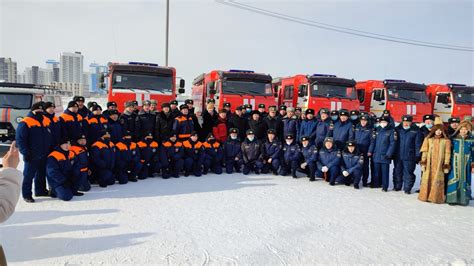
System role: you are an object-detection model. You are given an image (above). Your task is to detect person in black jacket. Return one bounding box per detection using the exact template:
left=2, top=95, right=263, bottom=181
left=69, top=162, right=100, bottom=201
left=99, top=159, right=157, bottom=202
left=135, top=100, right=156, bottom=140
left=228, top=106, right=248, bottom=141
left=102, top=101, right=118, bottom=119
left=447, top=117, right=460, bottom=137
left=248, top=111, right=268, bottom=141
left=119, top=101, right=137, bottom=140
left=200, top=103, right=218, bottom=141
left=155, top=103, right=175, bottom=143
left=263, top=106, right=284, bottom=141
left=170, top=100, right=181, bottom=119
left=241, top=129, right=264, bottom=175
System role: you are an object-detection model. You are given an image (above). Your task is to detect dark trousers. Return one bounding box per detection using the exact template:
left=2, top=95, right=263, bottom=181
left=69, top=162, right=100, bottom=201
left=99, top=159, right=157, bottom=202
left=76, top=171, right=91, bottom=192
left=22, top=159, right=47, bottom=198
left=203, top=158, right=223, bottom=175
left=346, top=169, right=362, bottom=186
left=95, top=168, right=115, bottom=187
left=279, top=160, right=299, bottom=176
left=243, top=161, right=263, bottom=175
left=374, top=162, right=390, bottom=190
left=394, top=160, right=417, bottom=192
left=298, top=161, right=316, bottom=178
left=262, top=158, right=281, bottom=174
left=162, top=159, right=184, bottom=178
left=316, top=166, right=341, bottom=183
left=225, top=159, right=242, bottom=174
left=184, top=158, right=203, bottom=176
left=361, top=155, right=370, bottom=185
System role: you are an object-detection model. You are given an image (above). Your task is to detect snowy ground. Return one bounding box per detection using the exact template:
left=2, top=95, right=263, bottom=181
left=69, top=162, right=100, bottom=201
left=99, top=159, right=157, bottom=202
left=1, top=165, right=473, bottom=265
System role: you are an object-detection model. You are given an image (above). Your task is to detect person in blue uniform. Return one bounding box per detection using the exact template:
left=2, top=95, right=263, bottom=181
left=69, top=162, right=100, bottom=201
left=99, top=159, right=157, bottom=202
left=224, top=128, right=243, bottom=174
left=241, top=129, right=264, bottom=175
left=329, top=109, right=354, bottom=150
left=46, top=139, right=84, bottom=201
left=299, top=136, right=318, bottom=181
left=262, top=129, right=282, bottom=175
left=280, top=134, right=301, bottom=178
left=341, top=141, right=364, bottom=189
left=160, top=132, right=184, bottom=178
left=202, top=133, right=224, bottom=175
left=368, top=116, right=396, bottom=191
left=114, top=131, right=142, bottom=183
left=60, top=101, right=86, bottom=142
left=354, top=115, right=374, bottom=187
left=316, top=137, right=341, bottom=185
left=90, top=130, right=116, bottom=188
left=183, top=132, right=204, bottom=177
left=137, top=133, right=160, bottom=179
left=315, top=108, right=331, bottom=149
left=70, top=134, right=91, bottom=192
left=393, top=115, right=423, bottom=194
left=299, top=109, right=318, bottom=145
left=15, top=101, right=52, bottom=203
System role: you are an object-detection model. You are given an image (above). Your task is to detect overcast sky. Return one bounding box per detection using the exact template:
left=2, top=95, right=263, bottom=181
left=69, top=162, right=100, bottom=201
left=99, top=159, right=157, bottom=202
left=1, top=0, right=473, bottom=89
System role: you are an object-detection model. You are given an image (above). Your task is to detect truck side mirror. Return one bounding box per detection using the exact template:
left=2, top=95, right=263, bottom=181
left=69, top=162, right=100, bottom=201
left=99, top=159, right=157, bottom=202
left=209, top=89, right=217, bottom=95
left=298, top=84, right=306, bottom=97
left=298, top=91, right=304, bottom=97
left=99, top=73, right=105, bottom=83
left=179, top=79, right=185, bottom=88
left=209, top=81, right=215, bottom=90
left=274, top=93, right=278, bottom=98
left=178, top=88, right=185, bottom=94
left=99, top=82, right=105, bottom=89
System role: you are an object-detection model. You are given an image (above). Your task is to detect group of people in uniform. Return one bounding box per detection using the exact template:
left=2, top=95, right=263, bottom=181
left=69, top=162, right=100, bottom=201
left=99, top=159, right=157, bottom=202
left=15, top=96, right=472, bottom=206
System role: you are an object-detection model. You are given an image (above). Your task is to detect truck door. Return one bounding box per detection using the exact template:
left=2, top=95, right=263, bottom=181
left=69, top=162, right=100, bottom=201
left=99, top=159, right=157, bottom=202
left=433, top=92, right=452, bottom=122
left=297, top=84, right=308, bottom=110
left=370, top=88, right=386, bottom=117
left=214, top=80, right=221, bottom=109
left=283, top=85, right=294, bottom=107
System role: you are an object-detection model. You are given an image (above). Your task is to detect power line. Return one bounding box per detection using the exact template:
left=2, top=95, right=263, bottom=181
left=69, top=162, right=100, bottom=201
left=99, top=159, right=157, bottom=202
left=215, top=0, right=474, bottom=52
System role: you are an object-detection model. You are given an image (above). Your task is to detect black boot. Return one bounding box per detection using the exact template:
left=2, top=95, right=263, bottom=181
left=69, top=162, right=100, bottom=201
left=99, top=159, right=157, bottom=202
left=354, top=184, right=360, bottom=189
left=73, top=191, right=84, bottom=196
left=309, top=177, right=315, bottom=182
left=24, top=197, right=35, bottom=203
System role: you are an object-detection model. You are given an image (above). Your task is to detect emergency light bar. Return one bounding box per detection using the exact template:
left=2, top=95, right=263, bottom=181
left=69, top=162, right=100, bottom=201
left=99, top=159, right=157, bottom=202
left=228, top=69, right=255, bottom=73
left=447, top=83, right=466, bottom=88
left=383, top=79, right=406, bottom=84
left=311, top=74, right=337, bottom=78
left=129, top=62, right=159, bottom=67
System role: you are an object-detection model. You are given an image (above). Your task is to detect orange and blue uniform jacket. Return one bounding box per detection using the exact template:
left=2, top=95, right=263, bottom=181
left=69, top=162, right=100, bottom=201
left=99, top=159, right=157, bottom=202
left=59, top=110, right=86, bottom=142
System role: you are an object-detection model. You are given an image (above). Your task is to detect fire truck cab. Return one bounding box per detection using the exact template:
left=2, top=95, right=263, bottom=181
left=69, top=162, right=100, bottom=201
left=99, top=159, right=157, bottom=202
left=426, top=83, right=473, bottom=122
left=276, top=74, right=359, bottom=111
left=100, top=62, right=185, bottom=112
left=0, top=83, right=64, bottom=142
left=356, top=79, right=431, bottom=123
left=191, top=70, right=275, bottom=112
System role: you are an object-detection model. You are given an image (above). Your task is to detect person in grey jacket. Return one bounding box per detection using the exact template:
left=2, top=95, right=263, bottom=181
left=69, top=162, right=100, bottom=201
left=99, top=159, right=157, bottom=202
left=0, top=141, right=22, bottom=265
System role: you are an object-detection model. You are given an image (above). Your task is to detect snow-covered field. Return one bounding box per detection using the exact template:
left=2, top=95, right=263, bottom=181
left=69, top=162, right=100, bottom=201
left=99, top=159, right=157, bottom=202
left=1, top=165, right=473, bottom=265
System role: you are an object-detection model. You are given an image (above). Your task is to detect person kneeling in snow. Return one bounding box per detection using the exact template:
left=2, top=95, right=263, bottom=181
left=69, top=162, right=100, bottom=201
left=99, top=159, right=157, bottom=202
left=90, top=130, right=116, bottom=188
left=299, top=136, right=318, bottom=181
left=46, top=139, right=83, bottom=201
left=241, top=129, right=264, bottom=175
left=115, top=131, right=142, bottom=183
left=341, top=140, right=364, bottom=189
left=70, top=134, right=91, bottom=192
left=160, top=132, right=185, bottom=178
left=183, top=131, right=204, bottom=177
left=262, top=129, right=282, bottom=175
left=280, top=134, right=301, bottom=178
left=317, top=137, right=341, bottom=185
left=224, top=128, right=243, bottom=174
left=202, top=133, right=224, bottom=175
left=137, top=133, right=160, bottom=179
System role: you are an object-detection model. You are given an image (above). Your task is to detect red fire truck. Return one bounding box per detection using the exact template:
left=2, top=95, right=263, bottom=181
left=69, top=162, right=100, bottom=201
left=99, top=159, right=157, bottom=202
left=356, top=79, right=431, bottom=122
left=101, top=62, right=185, bottom=112
left=426, top=83, right=473, bottom=122
left=275, top=74, right=359, bottom=111
left=191, top=70, right=275, bottom=112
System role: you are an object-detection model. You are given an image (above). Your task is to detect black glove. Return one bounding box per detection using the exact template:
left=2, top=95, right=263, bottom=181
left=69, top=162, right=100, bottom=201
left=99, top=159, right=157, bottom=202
left=415, top=156, right=421, bottom=163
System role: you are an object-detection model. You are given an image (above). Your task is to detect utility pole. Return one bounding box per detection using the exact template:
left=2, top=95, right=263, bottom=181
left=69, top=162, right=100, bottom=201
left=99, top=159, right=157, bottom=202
left=165, top=0, right=170, bottom=66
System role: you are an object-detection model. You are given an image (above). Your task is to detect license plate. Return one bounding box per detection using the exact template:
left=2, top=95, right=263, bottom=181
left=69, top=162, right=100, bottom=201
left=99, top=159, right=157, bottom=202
left=0, top=129, right=8, bottom=135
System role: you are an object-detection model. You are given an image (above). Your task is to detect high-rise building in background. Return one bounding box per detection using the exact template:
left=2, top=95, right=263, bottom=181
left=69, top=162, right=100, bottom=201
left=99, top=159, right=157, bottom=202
left=0, top=57, right=18, bottom=82
left=89, top=63, right=107, bottom=94
left=24, top=66, right=53, bottom=85
left=60, top=52, right=83, bottom=83
left=46, top=59, right=60, bottom=82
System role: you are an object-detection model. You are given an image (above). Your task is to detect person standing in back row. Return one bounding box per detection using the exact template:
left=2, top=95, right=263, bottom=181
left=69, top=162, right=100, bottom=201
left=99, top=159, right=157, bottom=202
left=369, top=116, right=396, bottom=191
left=16, top=102, right=52, bottom=203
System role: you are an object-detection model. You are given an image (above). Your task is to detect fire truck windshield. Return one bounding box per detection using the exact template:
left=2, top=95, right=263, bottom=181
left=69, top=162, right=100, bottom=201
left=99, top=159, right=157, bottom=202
left=387, top=88, right=429, bottom=103
left=311, top=84, right=356, bottom=99
left=222, top=80, right=273, bottom=96
left=453, top=89, right=473, bottom=104
left=0, top=93, right=32, bottom=109
left=112, top=72, right=173, bottom=94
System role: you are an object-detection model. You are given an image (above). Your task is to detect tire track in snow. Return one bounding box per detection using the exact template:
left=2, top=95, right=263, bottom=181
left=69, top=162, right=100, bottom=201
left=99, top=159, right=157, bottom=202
left=266, top=243, right=287, bottom=266
left=202, top=248, right=210, bottom=266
